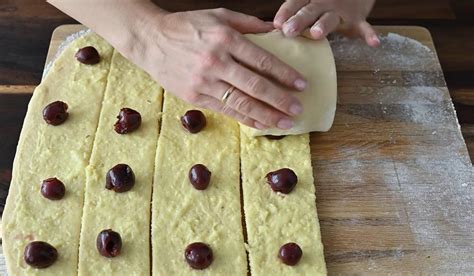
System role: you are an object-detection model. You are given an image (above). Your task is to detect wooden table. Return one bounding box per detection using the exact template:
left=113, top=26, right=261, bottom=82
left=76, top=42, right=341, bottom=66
left=2, top=0, right=474, bottom=162
left=0, top=25, right=472, bottom=274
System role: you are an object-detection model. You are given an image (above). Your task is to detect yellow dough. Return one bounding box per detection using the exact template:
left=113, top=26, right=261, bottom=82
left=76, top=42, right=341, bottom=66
left=77, top=51, right=162, bottom=275
left=240, top=131, right=326, bottom=275
left=151, top=94, right=247, bottom=275
left=3, top=29, right=328, bottom=276
left=2, top=33, right=113, bottom=275
left=242, top=30, right=337, bottom=136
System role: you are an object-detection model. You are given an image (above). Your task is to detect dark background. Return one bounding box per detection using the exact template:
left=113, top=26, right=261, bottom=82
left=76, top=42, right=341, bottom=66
left=0, top=0, right=473, bottom=209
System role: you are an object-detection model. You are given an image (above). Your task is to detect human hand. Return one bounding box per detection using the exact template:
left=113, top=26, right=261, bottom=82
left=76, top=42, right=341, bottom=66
left=274, top=0, right=380, bottom=47
left=135, top=8, right=308, bottom=129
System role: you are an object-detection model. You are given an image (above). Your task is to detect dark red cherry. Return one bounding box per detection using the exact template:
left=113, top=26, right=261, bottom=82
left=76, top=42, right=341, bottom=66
left=43, top=101, right=68, bottom=125
left=266, top=168, right=298, bottom=194
left=114, top=108, right=142, bottom=134
left=96, top=229, right=122, bottom=258
left=265, top=135, right=286, bottom=140
left=24, top=241, right=58, bottom=268
left=278, top=243, right=302, bottom=266
left=185, top=242, right=213, bottom=269
left=105, top=164, right=135, bottom=193
left=181, top=110, right=206, bottom=133
left=189, top=164, right=211, bottom=190
left=75, top=46, right=100, bottom=65
left=41, top=178, right=65, bottom=200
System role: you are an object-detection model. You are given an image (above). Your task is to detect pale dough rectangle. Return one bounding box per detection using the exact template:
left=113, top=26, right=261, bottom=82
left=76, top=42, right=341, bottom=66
left=2, top=33, right=113, bottom=275
left=77, top=51, right=162, bottom=275
left=240, top=131, right=326, bottom=275
left=242, top=31, right=337, bottom=137
left=151, top=94, right=247, bottom=275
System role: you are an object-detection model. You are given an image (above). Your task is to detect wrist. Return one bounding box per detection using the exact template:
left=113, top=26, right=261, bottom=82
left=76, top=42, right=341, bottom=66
left=115, top=1, right=168, bottom=64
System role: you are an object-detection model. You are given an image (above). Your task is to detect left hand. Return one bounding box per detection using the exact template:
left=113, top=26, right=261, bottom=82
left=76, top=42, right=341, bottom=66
left=274, top=0, right=380, bottom=47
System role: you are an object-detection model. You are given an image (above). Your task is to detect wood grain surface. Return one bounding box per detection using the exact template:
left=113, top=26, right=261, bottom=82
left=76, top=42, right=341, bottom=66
left=0, top=25, right=472, bottom=275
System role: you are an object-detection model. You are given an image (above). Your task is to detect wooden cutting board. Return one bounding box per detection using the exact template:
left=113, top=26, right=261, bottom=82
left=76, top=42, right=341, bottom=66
left=0, top=24, right=472, bottom=274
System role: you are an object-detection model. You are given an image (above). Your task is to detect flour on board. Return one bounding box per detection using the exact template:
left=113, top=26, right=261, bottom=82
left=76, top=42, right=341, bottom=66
left=43, top=29, right=91, bottom=78
left=327, top=31, right=473, bottom=272
left=330, top=32, right=440, bottom=72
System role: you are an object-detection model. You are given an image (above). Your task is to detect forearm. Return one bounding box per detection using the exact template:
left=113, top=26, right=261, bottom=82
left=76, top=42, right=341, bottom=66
left=44, top=3, right=304, bottom=129
left=47, top=0, right=167, bottom=60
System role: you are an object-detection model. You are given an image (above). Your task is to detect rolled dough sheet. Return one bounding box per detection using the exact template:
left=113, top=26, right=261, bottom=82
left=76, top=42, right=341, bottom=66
left=240, top=131, right=326, bottom=275
left=2, top=33, right=113, bottom=275
left=242, top=30, right=337, bottom=136
left=78, top=51, right=162, bottom=275
left=151, top=93, right=247, bottom=275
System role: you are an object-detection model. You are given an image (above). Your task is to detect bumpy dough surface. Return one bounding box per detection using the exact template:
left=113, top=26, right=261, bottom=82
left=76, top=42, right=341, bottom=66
left=3, top=29, right=327, bottom=276
left=242, top=30, right=337, bottom=136
left=77, top=51, right=162, bottom=275
left=151, top=94, right=247, bottom=275
left=2, top=33, right=113, bottom=275
left=240, top=131, right=326, bottom=275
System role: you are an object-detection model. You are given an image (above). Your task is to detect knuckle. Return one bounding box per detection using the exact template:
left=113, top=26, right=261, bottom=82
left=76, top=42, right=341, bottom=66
left=274, top=94, right=293, bottom=109
left=279, top=68, right=296, bottom=84
left=280, top=6, right=290, bottom=14
left=198, top=51, right=221, bottom=70
left=240, top=117, right=253, bottom=127
left=224, top=64, right=236, bottom=77
left=215, top=7, right=229, bottom=15
left=221, top=105, right=235, bottom=116
left=183, top=91, right=201, bottom=103
left=214, top=28, right=235, bottom=46
left=282, top=0, right=300, bottom=9
left=247, top=15, right=260, bottom=23
left=327, top=13, right=341, bottom=26
left=233, top=96, right=253, bottom=114
left=298, top=3, right=318, bottom=15
left=190, top=73, right=206, bottom=88
left=256, top=54, right=273, bottom=72
left=246, top=77, right=265, bottom=93
left=201, top=101, right=217, bottom=112
left=261, top=112, right=280, bottom=125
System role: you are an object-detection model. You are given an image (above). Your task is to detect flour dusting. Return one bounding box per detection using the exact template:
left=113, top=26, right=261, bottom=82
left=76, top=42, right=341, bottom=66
left=43, top=29, right=91, bottom=78
left=324, top=31, right=474, bottom=273
left=329, top=32, right=440, bottom=72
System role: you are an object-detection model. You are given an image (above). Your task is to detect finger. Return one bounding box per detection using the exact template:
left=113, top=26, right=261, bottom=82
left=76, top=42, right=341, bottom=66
left=358, top=21, right=380, bottom=47
left=201, top=81, right=293, bottom=129
left=229, top=37, right=307, bottom=91
left=217, top=8, right=274, bottom=34
left=221, top=62, right=304, bottom=117
left=274, top=0, right=308, bottom=29
left=223, top=86, right=294, bottom=129
left=196, top=94, right=258, bottom=128
left=310, top=11, right=340, bottom=40
left=282, top=2, right=324, bottom=38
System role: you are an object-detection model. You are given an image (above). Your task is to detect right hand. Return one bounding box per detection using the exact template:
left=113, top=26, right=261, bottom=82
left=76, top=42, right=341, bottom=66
left=132, top=8, right=307, bottom=129
left=274, top=0, right=379, bottom=47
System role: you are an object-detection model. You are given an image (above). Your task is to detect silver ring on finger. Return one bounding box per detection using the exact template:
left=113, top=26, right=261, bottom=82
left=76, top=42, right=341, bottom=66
left=221, top=86, right=235, bottom=105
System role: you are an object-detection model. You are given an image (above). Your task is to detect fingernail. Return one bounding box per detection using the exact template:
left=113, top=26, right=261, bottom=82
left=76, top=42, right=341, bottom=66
left=254, top=121, right=267, bottom=129
left=372, top=34, right=380, bottom=44
left=277, top=118, right=294, bottom=129
left=289, top=103, right=303, bottom=115
left=274, top=16, right=284, bottom=27
left=294, top=78, right=307, bottom=90
left=311, top=24, right=323, bottom=36
left=283, top=21, right=296, bottom=35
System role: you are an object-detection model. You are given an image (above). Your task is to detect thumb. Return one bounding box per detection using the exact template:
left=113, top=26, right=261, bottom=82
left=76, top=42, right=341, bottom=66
left=218, top=9, right=273, bottom=34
